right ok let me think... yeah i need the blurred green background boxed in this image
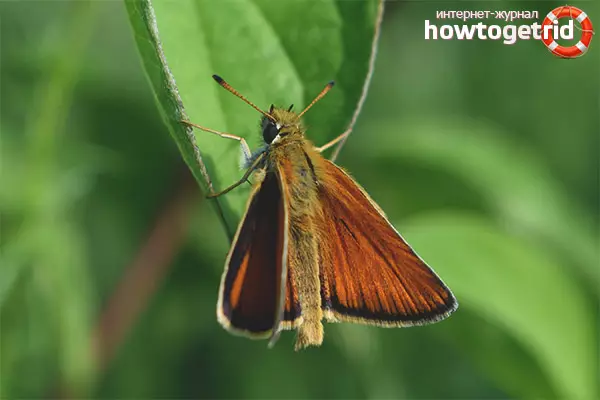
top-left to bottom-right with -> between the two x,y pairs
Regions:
1,0 -> 598,399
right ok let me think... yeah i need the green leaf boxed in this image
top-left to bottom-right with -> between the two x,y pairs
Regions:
400,212 -> 598,400
124,0 -> 381,231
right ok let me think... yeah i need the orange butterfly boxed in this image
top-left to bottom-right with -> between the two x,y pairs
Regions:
183,75 -> 457,350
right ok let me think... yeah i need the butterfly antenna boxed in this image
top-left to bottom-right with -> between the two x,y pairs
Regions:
212,75 -> 276,122
298,81 -> 335,118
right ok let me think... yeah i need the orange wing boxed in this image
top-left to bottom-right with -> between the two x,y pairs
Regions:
217,170 -> 288,337
317,160 -> 457,326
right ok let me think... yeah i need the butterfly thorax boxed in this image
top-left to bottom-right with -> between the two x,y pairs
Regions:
261,107 -> 322,214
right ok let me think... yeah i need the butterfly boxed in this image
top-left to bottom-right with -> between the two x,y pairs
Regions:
183,75 -> 457,350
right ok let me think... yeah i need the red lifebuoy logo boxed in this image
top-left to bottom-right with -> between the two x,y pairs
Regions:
542,6 -> 594,58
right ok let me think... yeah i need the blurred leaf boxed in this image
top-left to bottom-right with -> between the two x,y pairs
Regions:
358,117 -> 599,290
0,2 -> 97,397
124,0 -> 381,228
1,220 -> 95,397
435,306 -> 556,399
400,212 -> 597,399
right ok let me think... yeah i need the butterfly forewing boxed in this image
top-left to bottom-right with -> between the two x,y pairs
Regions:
218,171 -> 288,337
316,160 -> 457,325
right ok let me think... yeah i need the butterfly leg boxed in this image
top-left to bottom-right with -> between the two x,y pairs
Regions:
315,128 -> 351,154
205,152 -> 266,199
181,120 -> 252,162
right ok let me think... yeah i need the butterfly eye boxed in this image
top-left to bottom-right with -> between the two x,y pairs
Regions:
262,120 -> 279,144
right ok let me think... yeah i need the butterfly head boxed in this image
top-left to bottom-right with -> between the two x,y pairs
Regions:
261,105 -> 303,145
